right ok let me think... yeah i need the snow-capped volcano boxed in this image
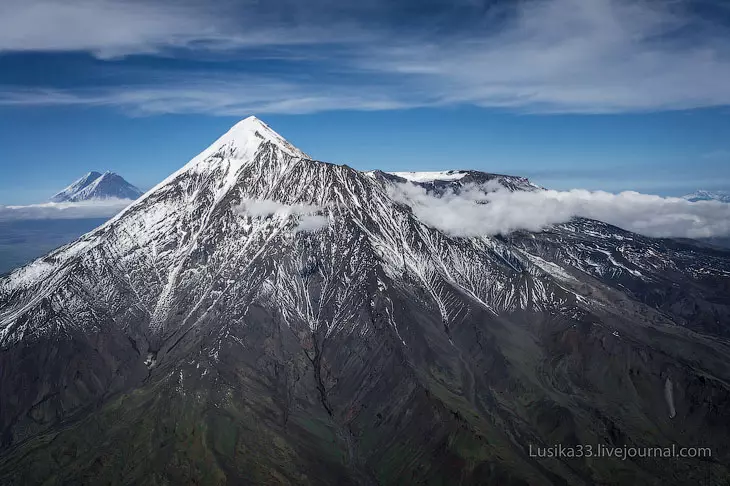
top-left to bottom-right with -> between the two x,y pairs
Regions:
51,171 -> 142,202
1,116 -> 729,485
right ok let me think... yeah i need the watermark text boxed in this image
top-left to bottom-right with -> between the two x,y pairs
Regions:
528,443 -> 711,461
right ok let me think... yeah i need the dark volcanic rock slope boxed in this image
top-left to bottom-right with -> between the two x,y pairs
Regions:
1,117 -> 730,485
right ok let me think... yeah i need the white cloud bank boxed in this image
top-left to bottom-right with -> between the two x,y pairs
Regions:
0,199 -> 132,221
390,183 -> 730,239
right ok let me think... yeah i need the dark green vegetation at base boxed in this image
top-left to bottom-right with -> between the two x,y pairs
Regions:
2,279 -> 729,485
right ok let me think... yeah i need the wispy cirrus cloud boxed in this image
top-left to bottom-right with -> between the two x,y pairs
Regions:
362,0 -> 730,113
0,0 -> 211,58
1,0 -> 730,114
0,0 -> 373,57
0,81 -> 414,116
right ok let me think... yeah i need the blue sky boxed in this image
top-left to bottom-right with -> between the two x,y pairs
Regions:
1,0 -> 730,204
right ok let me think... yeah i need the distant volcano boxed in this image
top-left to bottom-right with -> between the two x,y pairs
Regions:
51,171 -> 142,202
682,190 -> 730,203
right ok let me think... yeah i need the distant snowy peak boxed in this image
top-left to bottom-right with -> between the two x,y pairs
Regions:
682,190 -> 730,203
50,171 -> 103,202
51,171 -> 142,202
74,172 -> 143,201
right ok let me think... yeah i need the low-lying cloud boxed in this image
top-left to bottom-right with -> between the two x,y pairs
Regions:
391,183 -> 730,239
296,214 -> 329,233
0,199 -> 132,221
234,199 -> 322,218
235,199 -> 329,232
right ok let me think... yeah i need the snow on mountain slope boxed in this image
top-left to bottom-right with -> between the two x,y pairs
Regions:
381,169 -> 540,192
2,115 -> 727,343
1,116 -> 730,485
51,171 -> 142,202
388,170 -> 469,182
50,171 -> 103,202
682,190 -> 730,203
73,172 -> 142,201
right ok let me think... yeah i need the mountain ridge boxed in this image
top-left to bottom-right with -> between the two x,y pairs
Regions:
682,189 -> 730,203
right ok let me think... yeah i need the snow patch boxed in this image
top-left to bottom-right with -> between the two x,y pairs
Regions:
389,170 -> 468,183
521,253 -> 576,282
4,260 -> 56,288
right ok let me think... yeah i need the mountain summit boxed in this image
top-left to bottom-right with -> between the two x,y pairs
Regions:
51,171 -> 142,202
1,118 -> 729,485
